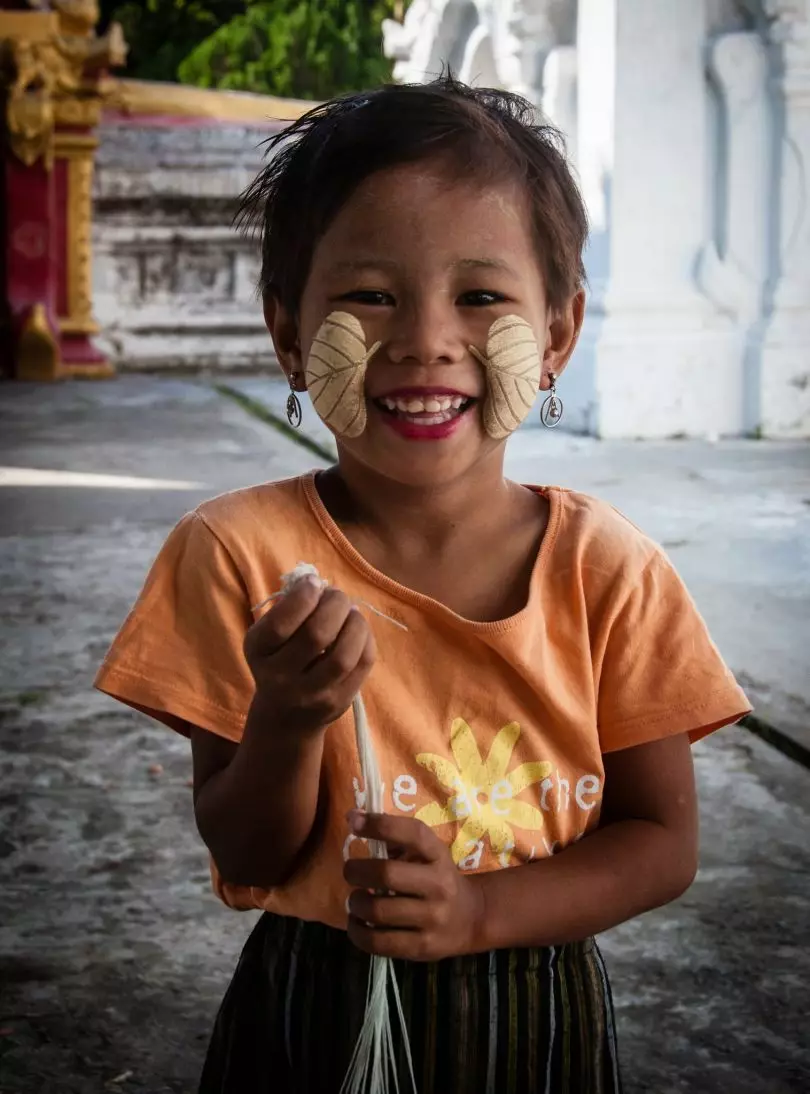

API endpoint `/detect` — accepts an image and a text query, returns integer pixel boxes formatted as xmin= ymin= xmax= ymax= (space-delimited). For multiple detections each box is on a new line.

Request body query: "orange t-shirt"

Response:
xmin=95 ymin=473 xmax=750 ymax=929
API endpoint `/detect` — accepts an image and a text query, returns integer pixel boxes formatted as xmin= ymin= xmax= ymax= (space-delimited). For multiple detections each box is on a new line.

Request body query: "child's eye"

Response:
xmin=457 ymin=290 xmax=508 ymax=307
xmin=339 ymin=290 xmax=395 ymax=306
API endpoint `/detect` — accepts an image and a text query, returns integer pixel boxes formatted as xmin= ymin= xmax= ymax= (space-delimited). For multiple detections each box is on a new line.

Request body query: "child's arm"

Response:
xmin=193 ymin=578 xmax=376 ymax=889
xmin=471 ymin=731 xmax=698 ymax=950
xmin=343 ymin=732 xmax=697 ymax=960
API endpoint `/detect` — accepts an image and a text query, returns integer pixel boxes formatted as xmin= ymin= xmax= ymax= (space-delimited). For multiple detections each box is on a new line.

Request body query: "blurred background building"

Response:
xmin=383 ymin=0 xmax=810 ymax=439
xmin=2 ymin=0 xmax=808 ymax=438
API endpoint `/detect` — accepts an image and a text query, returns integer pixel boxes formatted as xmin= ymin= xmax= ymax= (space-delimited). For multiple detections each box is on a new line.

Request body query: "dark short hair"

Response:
xmin=237 ymin=74 xmax=588 ymax=314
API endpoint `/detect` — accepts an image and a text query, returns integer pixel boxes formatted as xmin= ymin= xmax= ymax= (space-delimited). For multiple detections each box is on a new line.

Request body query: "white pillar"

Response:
xmin=759 ymin=2 xmax=810 ymax=437
xmin=561 ymin=0 xmax=617 ymax=434
xmin=698 ymin=33 xmax=771 ymax=325
xmin=576 ymin=0 xmax=744 ymax=439
xmin=541 ymin=46 xmax=578 ymax=158
xmin=575 ymin=0 xmax=616 ymax=249
xmin=697 ymin=31 xmax=772 ymax=434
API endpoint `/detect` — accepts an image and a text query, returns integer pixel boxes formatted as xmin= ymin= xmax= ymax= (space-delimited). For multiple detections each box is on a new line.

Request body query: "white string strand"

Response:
xmin=267 ymin=563 xmax=417 ymax=1094
xmin=253 ymin=563 xmax=408 ymax=632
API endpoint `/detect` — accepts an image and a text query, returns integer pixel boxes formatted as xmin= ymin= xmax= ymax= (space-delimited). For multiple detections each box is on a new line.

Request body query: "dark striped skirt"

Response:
xmin=199 ymin=912 xmax=622 ymax=1094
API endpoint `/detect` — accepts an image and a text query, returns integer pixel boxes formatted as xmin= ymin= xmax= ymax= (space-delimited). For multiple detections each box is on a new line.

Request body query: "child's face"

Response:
xmin=267 ymin=161 xmax=582 ymax=488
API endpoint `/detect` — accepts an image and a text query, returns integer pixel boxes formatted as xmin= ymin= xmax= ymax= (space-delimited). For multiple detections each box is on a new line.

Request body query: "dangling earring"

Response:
xmin=286 ymin=372 xmax=303 ymax=428
xmin=540 ymin=371 xmax=563 ymax=428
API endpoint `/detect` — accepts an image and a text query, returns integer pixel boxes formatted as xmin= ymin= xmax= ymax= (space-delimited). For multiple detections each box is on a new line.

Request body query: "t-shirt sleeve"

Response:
xmin=94 ymin=510 xmax=255 ymax=742
xmin=597 ymin=548 xmax=751 ymax=752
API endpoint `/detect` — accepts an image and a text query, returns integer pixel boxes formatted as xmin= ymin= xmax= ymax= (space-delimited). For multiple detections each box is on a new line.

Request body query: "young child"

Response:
xmin=95 ymin=76 xmax=751 ymax=1094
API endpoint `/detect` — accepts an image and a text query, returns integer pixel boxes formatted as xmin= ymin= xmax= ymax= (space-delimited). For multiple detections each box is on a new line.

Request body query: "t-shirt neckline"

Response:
xmin=300 ymin=471 xmax=562 ymax=634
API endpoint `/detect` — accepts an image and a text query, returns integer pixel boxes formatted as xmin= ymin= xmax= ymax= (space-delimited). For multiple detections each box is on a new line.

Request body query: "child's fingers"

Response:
xmin=287 ymin=589 xmax=362 ymax=674
xmin=346 ymin=918 xmax=428 ymax=962
xmin=307 ymin=610 xmax=376 ymax=689
xmin=348 ymin=891 xmax=425 ymax=930
xmin=344 ymin=855 xmax=430 ymax=897
xmin=253 ymin=587 xmax=352 ymax=668
xmin=245 ymin=577 xmax=324 ymax=657
xmin=346 ymin=812 xmax=443 ymax=863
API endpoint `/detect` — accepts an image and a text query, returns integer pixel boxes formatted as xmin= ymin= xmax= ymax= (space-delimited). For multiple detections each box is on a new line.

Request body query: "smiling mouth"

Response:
xmin=373 ymin=393 xmax=476 ymax=426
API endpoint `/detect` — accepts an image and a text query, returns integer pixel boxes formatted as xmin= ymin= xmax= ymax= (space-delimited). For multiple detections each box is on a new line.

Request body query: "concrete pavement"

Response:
xmin=0 ymin=375 xmax=808 ymax=1093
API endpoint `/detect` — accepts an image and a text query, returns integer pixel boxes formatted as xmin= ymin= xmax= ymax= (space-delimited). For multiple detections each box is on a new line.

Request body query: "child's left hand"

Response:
xmin=343 ymin=812 xmax=484 ymax=962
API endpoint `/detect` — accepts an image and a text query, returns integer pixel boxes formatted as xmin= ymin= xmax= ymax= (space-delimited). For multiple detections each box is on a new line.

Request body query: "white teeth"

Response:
xmin=410 ymin=411 xmax=455 ymax=424
xmin=381 ymin=394 xmax=467 ymax=414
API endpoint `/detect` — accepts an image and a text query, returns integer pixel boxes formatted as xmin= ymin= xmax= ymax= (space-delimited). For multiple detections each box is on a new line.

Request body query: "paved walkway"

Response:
xmin=1 ymin=376 xmax=808 ymax=1093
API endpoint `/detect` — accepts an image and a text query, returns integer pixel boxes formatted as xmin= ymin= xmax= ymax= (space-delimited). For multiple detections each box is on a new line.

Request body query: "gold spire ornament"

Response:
xmin=3 ymin=2 xmax=128 ymax=168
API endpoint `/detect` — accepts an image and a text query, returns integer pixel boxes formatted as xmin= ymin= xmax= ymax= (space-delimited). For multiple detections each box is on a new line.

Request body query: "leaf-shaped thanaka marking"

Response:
xmin=470 ymin=316 xmax=542 ymax=440
xmin=304 ymin=312 xmax=380 ymax=439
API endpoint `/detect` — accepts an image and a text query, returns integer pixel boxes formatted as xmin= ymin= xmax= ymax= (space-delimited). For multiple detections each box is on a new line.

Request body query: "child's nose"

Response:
xmin=385 ymin=299 xmax=467 ymax=368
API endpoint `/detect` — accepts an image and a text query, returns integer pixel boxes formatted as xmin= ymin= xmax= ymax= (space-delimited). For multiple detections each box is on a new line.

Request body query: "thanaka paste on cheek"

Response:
xmin=304 ymin=310 xmax=541 ymax=442
xmin=470 ymin=316 xmax=543 ymax=440
xmin=304 ymin=311 xmax=381 ymax=439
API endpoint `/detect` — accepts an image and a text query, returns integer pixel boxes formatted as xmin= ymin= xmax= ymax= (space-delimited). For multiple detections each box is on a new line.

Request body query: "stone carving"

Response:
xmin=122 ymin=245 xmax=241 ymax=304
xmin=382 ymin=0 xmax=446 ymax=81
xmin=503 ymin=0 xmax=567 ymax=101
xmin=541 ymin=45 xmax=577 ymax=142
xmin=765 ymin=0 xmax=810 ymax=38
xmin=698 ymin=32 xmax=770 ymax=322
xmin=382 ymin=0 xmax=573 ymax=105
xmin=382 ymin=0 xmax=435 ymax=61
xmin=759 ymin=0 xmax=810 ymax=435
xmin=92 ymin=121 xmax=273 ymax=371
xmin=765 ymin=0 xmax=810 ymax=87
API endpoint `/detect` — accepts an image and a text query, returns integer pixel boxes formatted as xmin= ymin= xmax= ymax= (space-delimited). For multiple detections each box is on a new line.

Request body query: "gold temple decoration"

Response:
xmin=1 ymin=2 xmax=310 ymax=382
xmin=16 ymin=302 xmax=60 ymax=382
xmin=56 ymin=130 xmax=99 ymax=338
xmin=1 ymin=2 xmax=127 ymax=380
xmin=1 ymin=2 xmax=127 ymax=168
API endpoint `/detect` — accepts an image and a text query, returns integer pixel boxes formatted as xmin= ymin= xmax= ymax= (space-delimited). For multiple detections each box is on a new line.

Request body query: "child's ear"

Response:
xmin=541 ymin=289 xmax=586 ymax=387
xmin=263 ymin=293 xmax=303 ymax=381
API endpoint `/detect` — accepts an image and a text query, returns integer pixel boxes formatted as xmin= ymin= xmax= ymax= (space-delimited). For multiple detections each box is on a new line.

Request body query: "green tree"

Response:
xmin=99 ymin=1 xmax=408 ymax=99
xmin=177 ymin=1 xmax=400 ymax=100
xmin=99 ymin=0 xmax=247 ymax=84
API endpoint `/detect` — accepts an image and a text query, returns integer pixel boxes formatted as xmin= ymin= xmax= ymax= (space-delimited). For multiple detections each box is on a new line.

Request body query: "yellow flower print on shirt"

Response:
xmin=415 ymin=718 xmax=552 ymax=865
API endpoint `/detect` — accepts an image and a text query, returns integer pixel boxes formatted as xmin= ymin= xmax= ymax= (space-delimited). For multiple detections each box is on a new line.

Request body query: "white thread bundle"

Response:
xmin=253 ymin=564 xmax=408 ymax=632
xmin=258 ymin=563 xmax=416 ymax=1094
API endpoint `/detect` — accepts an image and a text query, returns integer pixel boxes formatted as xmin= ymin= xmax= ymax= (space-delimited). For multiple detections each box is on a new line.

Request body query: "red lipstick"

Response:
xmin=381 ymin=414 xmax=468 ymax=440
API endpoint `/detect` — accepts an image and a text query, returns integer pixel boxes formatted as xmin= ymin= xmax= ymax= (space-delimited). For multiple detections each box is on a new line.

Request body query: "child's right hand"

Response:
xmin=243 ymin=577 xmax=377 ymax=735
